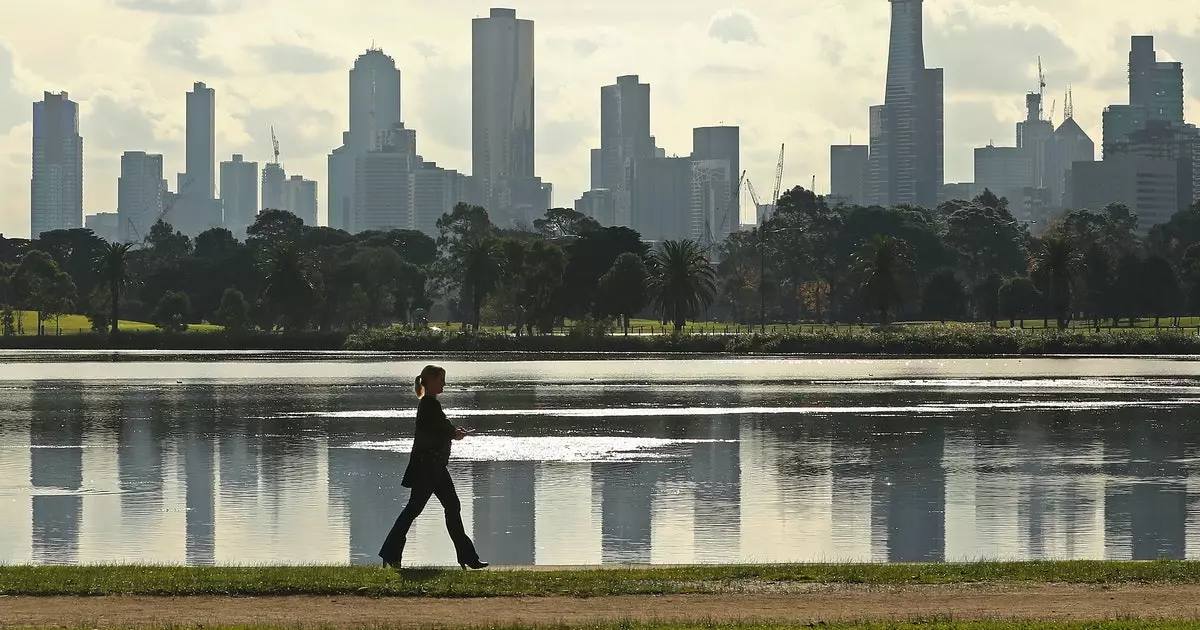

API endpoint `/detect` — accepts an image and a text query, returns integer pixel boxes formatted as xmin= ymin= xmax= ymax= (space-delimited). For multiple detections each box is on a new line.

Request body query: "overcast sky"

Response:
xmin=1 ymin=0 xmax=1196 ymax=238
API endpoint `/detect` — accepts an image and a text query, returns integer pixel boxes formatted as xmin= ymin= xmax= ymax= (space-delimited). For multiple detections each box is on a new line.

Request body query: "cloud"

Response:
xmin=0 ymin=42 xmax=25 ymax=134
xmin=82 ymin=94 xmax=173 ymax=153
xmin=249 ymin=42 xmax=341 ymax=75
xmin=707 ymin=10 xmax=760 ymax=45
xmin=146 ymin=19 xmax=230 ymax=76
xmin=928 ymin=9 xmax=1080 ymax=96
xmin=410 ymin=62 xmax=471 ymax=160
xmin=411 ymin=41 xmax=440 ymax=60
xmin=233 ymin=102 xmax=337 ymax=166
xmin=114 ymin=0 xmax=242 ymax=14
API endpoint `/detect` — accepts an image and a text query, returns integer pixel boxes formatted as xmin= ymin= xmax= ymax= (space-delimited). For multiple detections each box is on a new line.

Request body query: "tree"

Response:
xmin=920 ymin=269 xmax=966 ymax=323
xmin=533 ymin=207 xmax=601 ymax=239
xmin=973 ymin=273 xmax=1003 ymax=328
xmin=95 ymin=242 xmax=135 ymax=335
xmin=599 ymin=252 xmax=650 ymax=335
xmin=1141 ymin=255 xmax=1181 ymax=327
xmin=349 ymin=247 xmax=405 ymax=327
xmin=647 ymin=240 xmax=716 ymax=332
xmin=561 ymin=226 xmax=649 ymax=319
xmin=153 ymin=290 xmax=191 ymax=333
xmin=214 ymin=287 xmax=251 ymax=332
xmin=520 ymin=239 xmax=568 ymax=334
xmin=0 ymin=263 xmax=14 ymax=336
xmin=259 ymin=241 xmax=316 ymax=331
xmin=851 ymin=235 xmax=913 ymax=325
xmin=146 ymin=219 xmax=192 ymax=261
xmin=345 ymin=283 xmax=370 ymax=331
xmin=247 ymin=209 xmax=305 ymax=248
xmin=460 ymin=237 xmax=503 ymax=331
xmin=86 ymin=287 xmax=110 ymax=333
xmin=1031 ymin=237 xmax=1080 ymax=329
xmin=14 ymin=250 xmax=64 ymax=336
xmin=1181 ymin=243 xmax=1200 ymax=315
xmin=998 ymin=276 xmax=1041 ymax=328
xmin=943 ymin=200 xmax=1028 ymax=287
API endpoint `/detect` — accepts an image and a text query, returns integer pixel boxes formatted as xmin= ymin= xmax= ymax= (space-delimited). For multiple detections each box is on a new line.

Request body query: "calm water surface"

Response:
xmin=2 ymin=352 xmax=1200 ymax=566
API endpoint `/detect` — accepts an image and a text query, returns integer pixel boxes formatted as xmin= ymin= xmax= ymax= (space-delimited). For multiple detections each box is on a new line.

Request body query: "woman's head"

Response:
xmin=414 ymin=365 xmax=446 ymax=398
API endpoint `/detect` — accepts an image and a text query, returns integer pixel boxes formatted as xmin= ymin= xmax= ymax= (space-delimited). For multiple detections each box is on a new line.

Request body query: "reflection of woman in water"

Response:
xmin=379 ymin=365 xmax=488 ymax=570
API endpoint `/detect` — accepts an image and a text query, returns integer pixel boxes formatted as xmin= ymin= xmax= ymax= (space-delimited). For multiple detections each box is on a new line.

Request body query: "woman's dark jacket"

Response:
xmin=401 ymin=395 xmax=455 ymax=488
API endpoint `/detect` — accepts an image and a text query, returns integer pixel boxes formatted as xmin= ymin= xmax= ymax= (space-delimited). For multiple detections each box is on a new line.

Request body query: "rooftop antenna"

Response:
xmin=271 ymin=126 xmax=280 ymax=164
xmin=1065 ymin=85 xmax=1074 ymax=120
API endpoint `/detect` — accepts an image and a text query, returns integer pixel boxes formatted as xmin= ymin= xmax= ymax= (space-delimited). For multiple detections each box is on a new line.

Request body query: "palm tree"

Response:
xmin=95 ymin=242 xmax=134 ymax=335
xmin=1032 ymin=237 xmax=1080 ymax=329
xmin=461 ymin=237 xmax=503 ymax=331
xmin=647 ymin=240 xmax=716 ymax=332
xmin=851 ymin=234 xmax=913 ymax=325
xmin=259 ymin=242 xmax=314 ymax=331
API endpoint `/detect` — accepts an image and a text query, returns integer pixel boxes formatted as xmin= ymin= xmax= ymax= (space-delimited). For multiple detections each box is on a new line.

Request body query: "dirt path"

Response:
xmin=4 ymin=584 xmax=1200 ymax=628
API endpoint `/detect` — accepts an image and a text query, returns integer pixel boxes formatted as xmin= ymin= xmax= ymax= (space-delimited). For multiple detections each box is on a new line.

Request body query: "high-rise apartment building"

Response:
xmin=632 ymin=155 xmax=693 ymax=241
xmin=595 ymin=75 xmax=655 ymax=227
xmin=117 ymin=151 xmax=166 ymax=243
xmin=866 ymin=0 xmax=943 ymax=209
xmin=283 ymin=175 xmax=318 ymax=226
xmin=830 ymin=145 xmax=869 ymax=206
xmin=31 ymin=91 xmax=83 ymax=237
xmin=974 ymin=145 xmax=1034 ymax=209
xmin=473 ymin=7 xmax=537 ymax=225
xmin=262 ymin=162 xmax=286 ymax=211
xmin=329 ymin=48 xmax=404 ymax=232
xmin=220 ymin=154 xmax=259 ymax=239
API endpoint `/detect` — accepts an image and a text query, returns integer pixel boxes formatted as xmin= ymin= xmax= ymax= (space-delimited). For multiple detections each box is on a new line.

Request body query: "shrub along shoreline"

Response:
xmin=0 ymin=325 xmax=1198 ymax=356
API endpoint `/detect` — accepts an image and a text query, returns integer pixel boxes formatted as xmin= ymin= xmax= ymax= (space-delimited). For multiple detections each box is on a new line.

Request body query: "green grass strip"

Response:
xmin=14 ymin=623 xmax=1200 ymax=630
xmin=4 ymin=561 xmax=1200 ymax=597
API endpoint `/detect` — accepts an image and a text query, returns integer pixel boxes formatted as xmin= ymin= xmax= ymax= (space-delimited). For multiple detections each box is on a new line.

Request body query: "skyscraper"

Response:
xmin=329 ymin=48 xmax=404 ymax=232
xmin=262 ymin=162 xmax=286 ymax=211
xmin=283 ymin=175 xmax=318 ymax=226
xmin=473 ymin=7 xmax=536 ymax=224
xmin=1130 ymin=35 xmax=1184 ymax=126
xmin=31 ymin=91 xmax=83 ymax=238
xmin=184 ymin=82 xmax=216 ymax=200
xmin=692 ymin=126 xmax=740 ymax=240
xmin=867 ymin=0 xmax=943 ymax=209
xmin=597 ymin=75 xmax=654 ymax=227
xmin=117 ymin=151 xmax=165 ymax=243
xmin=831 ymin=145 xmax=870 ymax=205
xmin=220 ymin=154 xmax=259 ymax=239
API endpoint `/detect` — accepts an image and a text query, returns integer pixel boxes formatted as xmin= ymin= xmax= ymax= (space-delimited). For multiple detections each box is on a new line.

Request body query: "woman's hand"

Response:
xmin=453 ymin=427 xmax=474 ymax=441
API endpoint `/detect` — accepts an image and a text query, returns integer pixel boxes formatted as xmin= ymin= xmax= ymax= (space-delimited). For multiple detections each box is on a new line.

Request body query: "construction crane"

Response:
xmin=745 ymin=178 xmax=764 ymax=224
xmin=124 ymin=177 xmax=190 ymax=247
xmin=771 ymin=144 xmax=785 ymax=207
xmin=1049 ymin=99 xmax=1057 ymax=126
xmin=701 ymin=169 xmax=746 ymax=257
xmin=271 ymin=126 xmax=281 ymax=164
xmin=1038 ymin=56 xmax=1046 ymax=120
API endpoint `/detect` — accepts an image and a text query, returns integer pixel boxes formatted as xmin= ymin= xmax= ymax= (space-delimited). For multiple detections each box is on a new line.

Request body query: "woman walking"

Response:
xmin=379 ymin=365 xmax=488 ymax=570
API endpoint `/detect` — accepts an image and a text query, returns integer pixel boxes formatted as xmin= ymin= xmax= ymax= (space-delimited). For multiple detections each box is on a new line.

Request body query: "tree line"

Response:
xmin=3 ymin=187 xmax=1200 ymax=336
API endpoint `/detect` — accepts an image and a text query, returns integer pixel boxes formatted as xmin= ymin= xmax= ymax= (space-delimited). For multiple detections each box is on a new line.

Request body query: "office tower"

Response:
xmin=262 ymin=162 xmax=286 ymax=210
xmin=1017 ymin=93 xmax=1054 ymax=188
xmin=414 ymin=163 xmax=468 ymax=237
xmin=590 ymin=149 xmax=603 ymax=190
xmin=283 ymin=175 xmax=318 ymax=226
xmin=353 ymin=124 xmax=419 ymax=233
xmin=31 ymin=91 xmax=83 ymax=238
xmin=184 ymin=82 xmax=216 ymax=200
xmin=830 ymin=145 xmax=870 ymax=206
xmin=597 ymin=75 xmax=655 ymax=227
xmin=866 ymin=0 xmax=943 ymax=209
xmin=633 ymin=155 xmax=693 ymax=241
xmin=1130 ymin=35 xmax=1184 ymax=126
xmin=85 ymin=212 xmax=119 ymax=243
xmin=690 ymin=159 xmax=732 ymax=244
xmin=974 ymin=144 xmax=1034 ymax=208
xmin=329 ymin=48 xmax=404 ymax=232
xmin=117 ymin=151 xmax=166 ymax=243
xmin=1073 ymin=155 xmax=1179 ymax=232
xmin=1048 ymin=100 xmax=1095 ymax=208
xmin=220 ymin=154 xmax=259 ymax=239
xmin=692 ymin=126 xmax=740 ymax=240
xmin=473 ymin=7 xmax=536 ymax=223
xmin=575 ymin=189 xmax=616 ymax=226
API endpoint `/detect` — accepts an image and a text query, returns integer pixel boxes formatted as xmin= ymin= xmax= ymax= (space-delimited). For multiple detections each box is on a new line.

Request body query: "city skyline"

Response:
xmin=2 ymin=0 xmax=1199 ymax=238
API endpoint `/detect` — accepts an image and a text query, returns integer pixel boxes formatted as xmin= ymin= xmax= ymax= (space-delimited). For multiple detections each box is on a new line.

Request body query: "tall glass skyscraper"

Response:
xmin=31 ymin=91 xmax=83 ymax=237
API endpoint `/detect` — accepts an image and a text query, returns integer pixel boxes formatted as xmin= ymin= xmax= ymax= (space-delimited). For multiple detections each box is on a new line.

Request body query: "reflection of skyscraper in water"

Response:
xmin=1015 ymin=416 xmax=1051 ymax=559
xmin=689 ymin=416 xmax=741 ymax=563
xmin=30 ymin=382 xmax=83 ymax=564
xmin=829 ymin=425 xmax=874 ymax=562
xmin=871 ymin=420 xmax=945 ymax=562
xmin=328 ymin=445 xmax=410 ymax=564
xmin=472 ymin=461 xmax=535 ymax=566
xmin=1127 ymin=419 xmax=1185 ymax=560
xmin=595 ymin=461 xmax=656 ymax=563
xmin=0 ymin=388 xmax=32 ymax=563
xmin=182 ymin=392 xmax=217 ymax=566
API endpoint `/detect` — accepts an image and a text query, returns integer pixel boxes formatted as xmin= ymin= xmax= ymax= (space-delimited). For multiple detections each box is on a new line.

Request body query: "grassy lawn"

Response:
xmin=18 ymin=619 xmax=1200 ymax=624
xmin=4 ymin=561 xmax=1200 ymax=597
xmin=10 ymin=311 xmax=223 ymax=335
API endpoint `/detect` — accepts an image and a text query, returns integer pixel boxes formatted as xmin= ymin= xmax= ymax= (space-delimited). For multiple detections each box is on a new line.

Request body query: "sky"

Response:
xmin=1 ymin=0 xmax=1198 ymax=238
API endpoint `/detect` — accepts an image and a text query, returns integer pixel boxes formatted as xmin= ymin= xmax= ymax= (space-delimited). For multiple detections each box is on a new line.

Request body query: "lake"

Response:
xmin=2 ymin=352 xmax=1200 ymax=566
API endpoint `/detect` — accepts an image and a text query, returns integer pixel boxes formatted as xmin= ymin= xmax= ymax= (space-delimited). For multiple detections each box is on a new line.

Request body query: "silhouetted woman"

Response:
xmin=379 ymin=365 xmax=488 ymax=570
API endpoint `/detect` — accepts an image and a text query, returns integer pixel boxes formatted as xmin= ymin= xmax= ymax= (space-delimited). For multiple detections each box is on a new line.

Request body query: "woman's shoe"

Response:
xmin=458 ymin=559 xmax=489 ymax=570
xmin=381 ymin=554 xmax=402 ymax=569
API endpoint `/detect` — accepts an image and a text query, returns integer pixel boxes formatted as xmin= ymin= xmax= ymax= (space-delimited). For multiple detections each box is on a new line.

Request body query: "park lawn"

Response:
xmin=11 ymin=311 xmax=225 ymax=335
xmin=14 ymin=619 xmax=1200 ymax=624
xmin=5 ymin=561 xmax=1200 ymax=597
